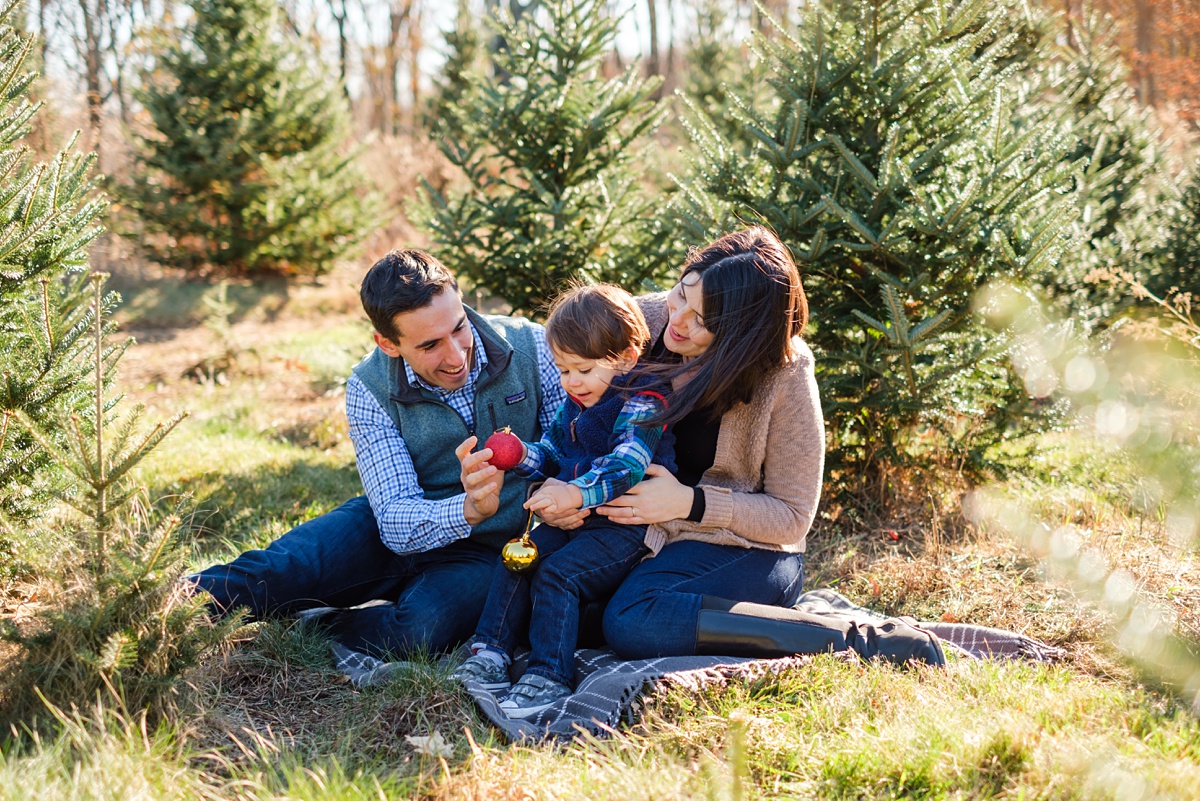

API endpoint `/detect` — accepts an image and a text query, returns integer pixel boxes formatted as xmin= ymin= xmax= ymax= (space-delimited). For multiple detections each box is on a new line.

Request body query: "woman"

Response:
xmin=464 ymin=227 xmax=944 ymax=665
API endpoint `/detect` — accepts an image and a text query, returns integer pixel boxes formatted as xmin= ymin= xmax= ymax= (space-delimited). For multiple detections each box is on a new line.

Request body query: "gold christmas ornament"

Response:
xmin=501 ymin=510 xmax=539 ymax=573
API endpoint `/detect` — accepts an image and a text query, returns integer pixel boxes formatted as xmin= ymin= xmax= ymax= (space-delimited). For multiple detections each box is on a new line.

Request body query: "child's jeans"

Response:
xmin=472 ymin=517 xmax=649 ymax=687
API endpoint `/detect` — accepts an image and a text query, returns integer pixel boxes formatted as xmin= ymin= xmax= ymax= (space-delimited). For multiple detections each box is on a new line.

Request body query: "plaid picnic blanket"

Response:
xmin=330 ymin=588 xmax=1064 ymax=743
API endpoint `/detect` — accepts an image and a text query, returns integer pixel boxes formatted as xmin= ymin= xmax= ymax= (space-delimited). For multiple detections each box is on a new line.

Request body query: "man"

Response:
xmin=193 ymin=249 xmax=565 ymax=658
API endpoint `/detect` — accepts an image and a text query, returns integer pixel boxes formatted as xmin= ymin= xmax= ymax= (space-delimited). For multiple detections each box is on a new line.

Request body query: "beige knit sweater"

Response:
xmin=636 ymin=294 xmax=825 ymax=555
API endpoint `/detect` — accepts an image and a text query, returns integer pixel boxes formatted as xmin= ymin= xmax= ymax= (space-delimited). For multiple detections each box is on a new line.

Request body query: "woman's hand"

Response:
xmin=533 ymin=478 xmax=591 ymax=530
xmin=596 ymin=464 xmax=693 ymax=526
xmin=455 ymin=436 xmax=503 ymax=526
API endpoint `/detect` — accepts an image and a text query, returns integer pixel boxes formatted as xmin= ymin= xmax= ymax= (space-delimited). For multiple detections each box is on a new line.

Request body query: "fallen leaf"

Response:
xmin=405 ymin=731 xmax=453 ymax=758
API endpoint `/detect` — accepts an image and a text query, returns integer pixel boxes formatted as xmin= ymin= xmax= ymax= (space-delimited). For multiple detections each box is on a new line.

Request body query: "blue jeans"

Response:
xmin=602 ymin=540 xmax=805 ymax=659
xmin=192 ymin=496 xmax=499 ymax=659
xmin=473 ymin=518 xmax=650 ymax=687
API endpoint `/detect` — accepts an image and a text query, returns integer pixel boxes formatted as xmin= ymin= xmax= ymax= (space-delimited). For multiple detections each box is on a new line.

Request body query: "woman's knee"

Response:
xmin=601 ymin=594 xmax=662 ymax=659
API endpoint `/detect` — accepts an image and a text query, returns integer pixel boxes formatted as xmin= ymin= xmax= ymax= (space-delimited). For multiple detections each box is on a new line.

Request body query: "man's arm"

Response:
xmin=346 ymin=373 xmax=471 ymax=555
xmin=568 ymin=393 xmax=666 ymax=509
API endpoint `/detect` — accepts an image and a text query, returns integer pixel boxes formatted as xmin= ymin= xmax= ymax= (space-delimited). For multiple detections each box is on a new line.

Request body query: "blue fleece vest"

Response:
xmin=351 ymin=307 xmax=544 ymax=550
xmin=555 ymin=373 xmax=677 ymax=482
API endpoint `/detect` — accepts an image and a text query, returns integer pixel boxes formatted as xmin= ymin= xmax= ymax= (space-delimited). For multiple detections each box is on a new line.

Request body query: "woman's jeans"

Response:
xmin=191 ymin=496 xmax=499 ymax=659
xmin=602 ymin=539 xmax=805 ymax=659
xmin=473 ymin=517 xmax=649 ymax=687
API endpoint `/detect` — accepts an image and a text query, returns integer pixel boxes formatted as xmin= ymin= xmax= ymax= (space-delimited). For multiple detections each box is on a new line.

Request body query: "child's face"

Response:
xmin=552 ymin=346 xmax=635 ymax=408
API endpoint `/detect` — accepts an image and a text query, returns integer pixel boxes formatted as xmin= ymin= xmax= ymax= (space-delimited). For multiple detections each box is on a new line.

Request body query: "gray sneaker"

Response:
xmin=498 ymin=674 xmax=571 ymax=718
xmin=451 ymin=653 xmax=511 ymax=692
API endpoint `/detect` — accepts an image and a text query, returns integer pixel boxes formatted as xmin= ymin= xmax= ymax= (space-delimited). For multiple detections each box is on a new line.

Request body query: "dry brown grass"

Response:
xmin=799 ymin=453 xmax=1184 ymax=684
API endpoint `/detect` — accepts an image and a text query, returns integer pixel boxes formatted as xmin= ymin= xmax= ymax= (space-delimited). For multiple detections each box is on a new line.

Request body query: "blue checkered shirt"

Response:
xmin=515 ymin=393 xmax=667 ymax=509
xmin=346 ymin=320 xmax=564 ymax=555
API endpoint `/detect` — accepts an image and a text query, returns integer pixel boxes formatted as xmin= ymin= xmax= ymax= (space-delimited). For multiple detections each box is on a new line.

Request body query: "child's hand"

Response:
xmin=525 ymin=483 xmax=584 ymax=515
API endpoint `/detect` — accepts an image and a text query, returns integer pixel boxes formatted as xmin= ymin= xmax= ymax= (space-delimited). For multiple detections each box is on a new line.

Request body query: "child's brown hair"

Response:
xmin=544 ymin=282 xmax=650 ymax=362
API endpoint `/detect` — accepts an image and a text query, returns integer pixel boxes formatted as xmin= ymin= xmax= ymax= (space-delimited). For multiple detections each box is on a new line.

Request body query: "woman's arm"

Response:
xmin=701 ymin=361 xmax=824 ymax=546
xmin=599 ymin=353 xmax=824 ymax=546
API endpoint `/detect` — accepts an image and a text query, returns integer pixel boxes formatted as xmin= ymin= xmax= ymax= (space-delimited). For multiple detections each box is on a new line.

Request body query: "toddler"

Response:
xmin=452 ymin=283 xmax=675 ymax=717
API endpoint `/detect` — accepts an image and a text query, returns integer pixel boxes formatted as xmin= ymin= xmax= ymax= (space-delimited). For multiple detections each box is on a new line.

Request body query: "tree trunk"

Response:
xmin=407 ymin=3 xmax=423 ymax=130
xmin=38 ymin=0 xmax=50 ymax=64
xmin=78 ymin=0 xmax=104 ymax=157
xmin=386 ymin=0 xmax=412 ymax=135
xmin=663 ymin=0 xmax=676 ymax=95
xmin=105 ymin=11 xmax=130 ymax=125
xmin=1135 ymin=0 xmax=1156 ymax=105
xmin=329 ymin=0 xmax=350 ymax=99
xmin=646 ymin=0 xmax=659 ymax=77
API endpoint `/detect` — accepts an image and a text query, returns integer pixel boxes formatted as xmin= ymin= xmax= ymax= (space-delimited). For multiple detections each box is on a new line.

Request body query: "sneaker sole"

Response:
xmin=498 ymin=698 xmax=562 ymax=718
xmin=452 ymin=676 xmax=511 ymax=692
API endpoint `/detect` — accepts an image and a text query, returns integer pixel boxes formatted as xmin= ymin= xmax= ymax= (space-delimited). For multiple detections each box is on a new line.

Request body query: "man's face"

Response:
xmin=373 ymin=290 xmax=475 ymax=390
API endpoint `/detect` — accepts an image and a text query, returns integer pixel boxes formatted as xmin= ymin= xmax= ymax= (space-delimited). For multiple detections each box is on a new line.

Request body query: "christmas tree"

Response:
xmin=676 ymin=0 xmax=1080 ymax=480
xmin=2 ymin=274 xmax=237 ymax=727
xmin=0 ymin=0 xmax=106 ymax=533
xmin=1026 ymin=9 xmax=1175 ymax=330
xmin=123 ymin=0 xmax=368 ymax=276
xmin=1165 ymin=162 xmax=1200 ymax=291
xmin=419 ymin=0 xmax=673 ymax=314
xmin=426 ymin=0 xmax=484 ymax=140
xmin=0 ymin=5 xmax=232 ymax=722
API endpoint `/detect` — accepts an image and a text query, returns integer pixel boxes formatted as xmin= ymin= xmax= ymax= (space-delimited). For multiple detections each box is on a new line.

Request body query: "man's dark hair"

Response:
xmin=360 ymin=249 xmax=459 ymax=341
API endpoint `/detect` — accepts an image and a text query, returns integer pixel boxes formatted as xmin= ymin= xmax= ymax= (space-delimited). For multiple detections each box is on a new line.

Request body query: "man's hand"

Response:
xmin=456 ymin=436 xmax=503 ymax=527
xmin=525 ymin=481 xmax=583 ymax=516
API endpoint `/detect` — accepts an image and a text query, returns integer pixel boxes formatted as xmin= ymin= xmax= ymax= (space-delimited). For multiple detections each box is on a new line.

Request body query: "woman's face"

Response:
xmin=664 ymin=272 xmax=714 ymax=360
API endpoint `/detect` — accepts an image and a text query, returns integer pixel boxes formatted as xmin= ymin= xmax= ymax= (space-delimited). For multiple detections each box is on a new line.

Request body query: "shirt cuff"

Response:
xmin=441 ymin=493 xmax=474 ymax=539
xmin=572 ymin=478 xmax=604 ymax=510
xmin=687 ymin=487 xmax=707 ymax=522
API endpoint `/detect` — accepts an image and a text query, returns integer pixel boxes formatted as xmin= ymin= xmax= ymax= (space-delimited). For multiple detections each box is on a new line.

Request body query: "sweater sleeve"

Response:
xmin=696 ymin=351 xmax=825 ymax=547
xmin=513 ymin=402 xmax=568 ymax=481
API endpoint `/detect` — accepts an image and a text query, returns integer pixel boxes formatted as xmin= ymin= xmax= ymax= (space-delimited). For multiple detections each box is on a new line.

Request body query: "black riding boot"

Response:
xmin=695 ymin=596 xmax=946 ymax=667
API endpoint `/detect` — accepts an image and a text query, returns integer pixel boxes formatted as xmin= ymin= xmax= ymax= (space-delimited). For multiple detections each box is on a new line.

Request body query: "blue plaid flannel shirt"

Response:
xmin=514 ymin=393 xmax=667 ymax=509
xmin=346 ymin=320 xmax=564 ymax=555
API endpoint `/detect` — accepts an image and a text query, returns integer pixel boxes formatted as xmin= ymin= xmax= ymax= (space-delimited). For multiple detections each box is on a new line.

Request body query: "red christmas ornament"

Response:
xmin=485 ymin=427 xmax=524 ymax=470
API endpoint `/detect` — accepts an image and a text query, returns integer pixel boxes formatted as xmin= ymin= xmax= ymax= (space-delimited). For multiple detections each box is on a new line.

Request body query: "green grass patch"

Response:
xmin=6 ymin=274 xmax=1199 ymax=799
xmin=639 ymin=658 xmax=1200 ymax=799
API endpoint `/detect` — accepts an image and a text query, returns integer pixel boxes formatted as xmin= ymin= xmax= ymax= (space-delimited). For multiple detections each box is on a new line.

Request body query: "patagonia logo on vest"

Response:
xmin=504 ymin=392 xmax=526 ymax=405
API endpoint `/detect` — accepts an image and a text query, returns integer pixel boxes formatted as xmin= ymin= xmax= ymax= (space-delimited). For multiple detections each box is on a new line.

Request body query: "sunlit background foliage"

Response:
xmin=2 ymin=0 xmax=1200 ymax=796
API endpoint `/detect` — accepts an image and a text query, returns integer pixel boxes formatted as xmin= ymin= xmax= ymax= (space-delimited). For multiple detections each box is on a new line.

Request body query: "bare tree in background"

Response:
xmin=32 ymin=0 xmax=161 ymax=160
xmin=1076 ymin=0 xmax=1200 ymax=123
xmin=407 ymin=0 xmax=422 ymax=119
xmin=1134 ymin=0 xmax=1156 ymax=104
xmin=358 ymin=0 xmax=422 ymax=133
xmin=327 ymin=0 xmax=351 ymax=96
xmin=646 ymin=0 xmax=659 ymax=78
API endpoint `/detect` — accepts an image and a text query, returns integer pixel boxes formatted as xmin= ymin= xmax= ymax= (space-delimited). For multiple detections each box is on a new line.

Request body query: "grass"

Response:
xmin=1 ymin=266 xmax=1198 ymax=798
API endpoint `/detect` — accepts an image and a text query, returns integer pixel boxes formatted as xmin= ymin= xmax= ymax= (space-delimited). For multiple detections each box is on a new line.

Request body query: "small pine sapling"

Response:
xmin=1 ymin=274 xmax=240 ymax=728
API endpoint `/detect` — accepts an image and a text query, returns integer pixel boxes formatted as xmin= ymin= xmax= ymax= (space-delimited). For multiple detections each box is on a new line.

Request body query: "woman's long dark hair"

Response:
xmin=651 ymin=227 xmax=808 ymax=426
